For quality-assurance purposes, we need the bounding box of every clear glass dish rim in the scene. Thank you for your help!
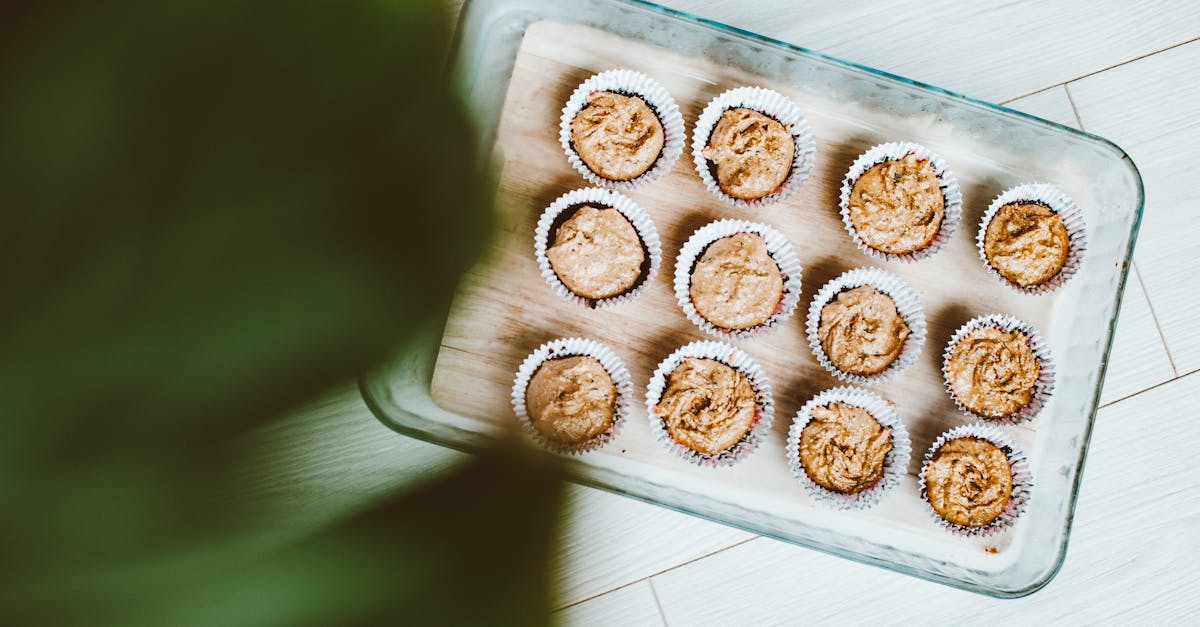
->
[360,0,1146,599]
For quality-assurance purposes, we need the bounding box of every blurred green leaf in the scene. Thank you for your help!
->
[0,0,561,624]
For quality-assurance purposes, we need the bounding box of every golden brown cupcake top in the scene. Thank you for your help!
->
[984,202,1070,287]
[946,326,1039,418]
[546,205,645,300]
[818,285,910,376]
[570,91,664,181]
[923,437,1013,527]
[654,358,757,456]
[689,232,784,330]
[700,108,795,200]
[800,403,892,494]
[847,154,945,255]
[524,355,616,446]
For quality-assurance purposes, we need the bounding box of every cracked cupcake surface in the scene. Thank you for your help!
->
[946,326,1040,418]
[848,154,945,255]
[701,108,794,200]
[570,91,664,181]
[984,202,1070,287]
[799,403,892,494]
[546,205,645,300]
[524,356,616,446]
[924,437,1013,527]
[818,285,910,376]
[689,232,783,330]
[654,358,757,456]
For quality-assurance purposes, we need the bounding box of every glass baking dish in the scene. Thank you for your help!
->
[360,0,1143,597]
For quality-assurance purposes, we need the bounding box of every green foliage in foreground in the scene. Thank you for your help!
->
[0,1,562,624]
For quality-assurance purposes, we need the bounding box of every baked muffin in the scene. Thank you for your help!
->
[546,204,646,300]
[700,108,795,200]
[983,202,1070,288]
[923,436,1013,528]
[688,232,784,330]
[653,358,757,457]
[817,285,910,376]
[524,355,617,447]
[569,91,665,182]
[799,402,892,494]
[945,325,1039,418]
[847,154,945,255]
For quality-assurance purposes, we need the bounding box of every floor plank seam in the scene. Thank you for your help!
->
[1098,366,1198,409]
[647,577,670,627]
[557,578,648,613]
[1062,83,1086,130]
[1132,263,1180,376]
[1002,34,1200,103]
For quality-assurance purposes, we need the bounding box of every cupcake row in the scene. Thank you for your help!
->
[536,192,1055,424]
[512,337,1030,536]
[559,68,1086,292]
[560,70,814,208]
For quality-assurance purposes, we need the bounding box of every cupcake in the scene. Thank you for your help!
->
[511,337,632,454]
[839,142,962,262]
[645,340,773,466]
[674,220,802,340]
[806,267,926,385]
[943,314,1055,424]
[978,183,1086,294]
[786,387,910,509]
[560,69,685,189]
[692,86,815,207]
[920,423,1032,536]
[535,187,661,308]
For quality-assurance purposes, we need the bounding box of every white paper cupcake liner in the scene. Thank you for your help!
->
[919,422,1033,537]
[559,69,685,190]
[534,187,662,309]
[942,314,1055,424]
[511,337,632,454]
[838,141,963,263]
[785,386,911,510]
[805,267,926,386]
[673,219,803,341]
[976,183,1088,295]
[691,86,816,208]
[644,340,774,467]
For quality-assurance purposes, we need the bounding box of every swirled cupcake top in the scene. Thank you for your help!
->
[701,108,794,200]
[984,202,1070,287]
[848,154,945,255]
[546,205,645,300]
[923,437,1013,527]
[817,285,910,376]
[799,403,892,494]
[524,356,616,445]
[689,232,784,330]
[946,326,1039,418]
[570,91,664,181]
[653,357,757,456]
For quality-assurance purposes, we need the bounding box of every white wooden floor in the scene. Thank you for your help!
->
[250,2,1200,624]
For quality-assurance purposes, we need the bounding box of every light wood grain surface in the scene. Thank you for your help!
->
[248,1,1200,624]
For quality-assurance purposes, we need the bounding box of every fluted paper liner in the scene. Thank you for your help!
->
[559,69,685,190]
[806,267,926,385]
[691,86,816,208]
[535,187,662,309]
[919,423,1033,537]
[786,386,911,510]
[511,337,632,454]
[674,219,803,341]
[942,314,1055,424]
[976,183,1087,295]
[839,141,962,262]
[644,340,774,467]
